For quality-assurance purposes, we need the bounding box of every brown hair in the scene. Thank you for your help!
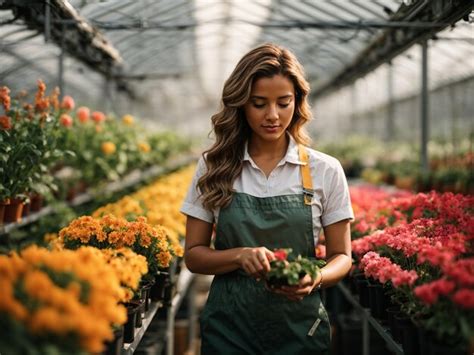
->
[198,43,312,210]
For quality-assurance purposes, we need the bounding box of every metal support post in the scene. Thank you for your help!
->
[187,279,197,352]
[386,63,395,141]
[58,24,65,96]
[420,40,429,173]
[362,314,370,355]
[44,0,51,42]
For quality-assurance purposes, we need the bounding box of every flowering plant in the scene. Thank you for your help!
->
[0,82,71,201]
[0,245,126,354]
[265,248,326,287]
[58,214,179,276]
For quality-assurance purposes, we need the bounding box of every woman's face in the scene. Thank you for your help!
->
[244,74,295,143]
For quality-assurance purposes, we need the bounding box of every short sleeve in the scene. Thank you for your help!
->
[180,157,214,223]
[321,160,354,227]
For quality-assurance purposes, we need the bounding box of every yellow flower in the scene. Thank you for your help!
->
[101,141,116,155]
[122,114,134,126]
[138,142,151,153]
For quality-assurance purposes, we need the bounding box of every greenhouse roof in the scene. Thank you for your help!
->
[0,0,472,126]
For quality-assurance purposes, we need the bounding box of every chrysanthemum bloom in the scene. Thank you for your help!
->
[101,141,116,155]
[0,115,12,130]
[61,95,75,111]
[59,114,73,128]
[122,114,134,126]
[138,142,151,153]
[92,111,105,123]
[76,107,90,123]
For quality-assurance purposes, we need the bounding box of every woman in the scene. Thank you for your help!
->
[181,43,354,354]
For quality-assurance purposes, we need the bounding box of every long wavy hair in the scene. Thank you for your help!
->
[198,43,313,210]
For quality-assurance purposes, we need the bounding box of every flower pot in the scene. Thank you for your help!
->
[150,270,169,301]
[355,278,370,308]
[396,316,419,355]
[3,198,24,223]
[386,306,401,342]
[368,283,387,319]
[134,300,145,328]
[102,325,124,355]
[30,194,44,212]
[123,301,140,343]
[428,339,466,355]
[0,199,9,225]
[140,280,154,312]
[417,326,432,355]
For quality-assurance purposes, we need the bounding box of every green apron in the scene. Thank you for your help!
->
[200,186,331,354]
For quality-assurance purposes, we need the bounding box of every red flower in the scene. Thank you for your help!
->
[76,106,90,123]
[61,95,75,111]
[452,289,474,309]
[273,249,288,261]
[0,115,11,130]
[92,111,105,123]
[59,114,73,127]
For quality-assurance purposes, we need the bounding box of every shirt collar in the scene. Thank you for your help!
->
[243,133,306,166]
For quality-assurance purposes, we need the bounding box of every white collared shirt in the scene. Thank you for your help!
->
[180,135,354,242]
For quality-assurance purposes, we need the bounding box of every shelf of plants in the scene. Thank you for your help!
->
[337,282,404,355]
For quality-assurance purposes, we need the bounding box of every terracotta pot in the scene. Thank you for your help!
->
[30,194,44,212]
[3,198,24,223]
[0,199,10,225]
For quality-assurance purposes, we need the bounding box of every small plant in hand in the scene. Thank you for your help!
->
[266,248,326,287]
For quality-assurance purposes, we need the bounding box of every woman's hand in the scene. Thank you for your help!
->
[238,247,275,279]
[269,272,322,301]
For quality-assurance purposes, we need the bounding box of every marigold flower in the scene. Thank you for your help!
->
[101,141,116,155]
[92,111,106,123]
[138,142,151,153]
[59,114,73,128]
[0,115,12,130]
[76,106,90,123]
[61,95,75,111]
[122,114,134,126]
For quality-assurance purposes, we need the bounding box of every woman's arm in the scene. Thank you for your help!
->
[273,219,351,301]
[184,216,275,277]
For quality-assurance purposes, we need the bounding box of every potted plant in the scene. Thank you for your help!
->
[265,248,326,287]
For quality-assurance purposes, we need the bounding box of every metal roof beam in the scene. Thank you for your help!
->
[313,0,474,98]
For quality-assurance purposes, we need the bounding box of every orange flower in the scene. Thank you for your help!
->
[59,114,73,128]
[0,115,12,130]
[101,141,116,155]
[95,125,103,133]
[61,95,75,111]
[122,114,134,126]
[0,86,11,112]
[34,80,49,112]
[49,87,60,111]
[138,142,151,153]
[92,111,105,123]
[76,106,90,123]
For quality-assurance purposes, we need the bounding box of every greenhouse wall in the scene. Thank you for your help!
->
[312,76,474,145]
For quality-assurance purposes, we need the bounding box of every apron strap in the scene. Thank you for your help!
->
[298,145,314,206]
